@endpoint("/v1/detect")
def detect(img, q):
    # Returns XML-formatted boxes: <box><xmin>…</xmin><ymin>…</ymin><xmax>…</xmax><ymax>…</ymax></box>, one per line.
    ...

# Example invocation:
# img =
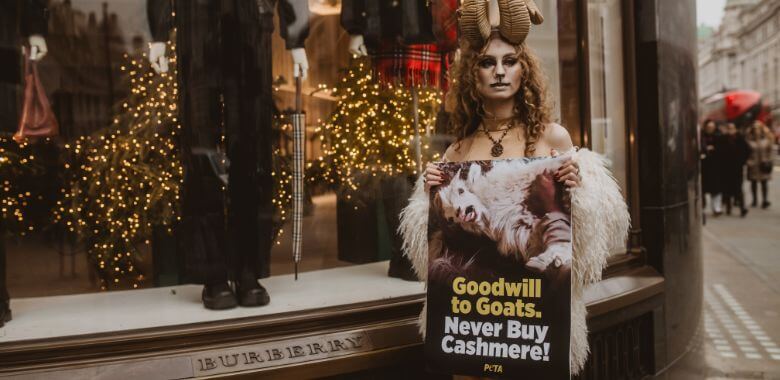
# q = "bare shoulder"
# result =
<box><xmin>443</xmin><ymin>137</ymin><xmax>472</xmax><ymax>162</ymax></box>
<box><xmin>541</xmin><ymin>123</ymin><xmax>574</xmax><ymax>151</ymax></box>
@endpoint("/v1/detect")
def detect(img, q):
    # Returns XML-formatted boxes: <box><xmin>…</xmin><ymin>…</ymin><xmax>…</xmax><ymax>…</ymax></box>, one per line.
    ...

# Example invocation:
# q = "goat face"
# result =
<box><xmin>437</xmin><ymin>170</ymin><xmax>489</xmax><ymax>235</ymax></box>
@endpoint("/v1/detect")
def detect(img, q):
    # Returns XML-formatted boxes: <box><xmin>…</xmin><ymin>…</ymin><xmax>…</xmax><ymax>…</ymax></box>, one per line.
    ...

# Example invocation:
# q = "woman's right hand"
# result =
<box><xmin>424</xmin><ymin>162</ymin><xmax>444</xmax><ymax>192</ymax></box>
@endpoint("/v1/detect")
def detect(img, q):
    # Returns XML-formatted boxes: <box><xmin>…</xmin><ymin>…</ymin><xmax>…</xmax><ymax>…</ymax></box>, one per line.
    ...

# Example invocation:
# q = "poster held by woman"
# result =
<box><xmin>425</xmin><ymin>156</ymin><xmax>572</xmax><ymax>378</ymax></box>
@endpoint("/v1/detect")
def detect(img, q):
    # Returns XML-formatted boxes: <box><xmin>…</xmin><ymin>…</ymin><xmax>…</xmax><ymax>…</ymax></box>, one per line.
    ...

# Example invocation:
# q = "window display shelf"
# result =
<box><xmin>0</xmin><ymin>261</ymin><xmax>424</xmax><ymax>344</ymax></box>
<box><xmin>0</xmin><ymin>263</ymin><xmax>663</xmax><ymax>379</ymax></box>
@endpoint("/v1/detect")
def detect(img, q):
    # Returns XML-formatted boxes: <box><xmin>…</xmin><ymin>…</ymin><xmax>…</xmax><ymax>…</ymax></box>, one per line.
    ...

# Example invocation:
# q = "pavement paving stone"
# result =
<box><xmin>655</xmin><ymin>166</ymin><xmax>780</xmax><ymax>380</ymax></box>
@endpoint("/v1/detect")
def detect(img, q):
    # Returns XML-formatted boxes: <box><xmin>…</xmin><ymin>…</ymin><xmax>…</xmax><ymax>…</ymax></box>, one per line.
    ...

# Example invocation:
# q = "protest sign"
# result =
<box><xmin>426</xmin><ymin>156</ymin><xmax>572</xmax><ymax>379</ymax></box>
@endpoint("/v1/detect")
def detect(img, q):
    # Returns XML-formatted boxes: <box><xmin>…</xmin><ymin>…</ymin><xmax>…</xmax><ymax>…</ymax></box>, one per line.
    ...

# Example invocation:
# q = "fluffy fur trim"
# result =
<box><xmin>570</xmin><ymin>149</ymin><xmax>631</xmax><ymax>286</ymax></box>
<box><xmin>398</xmin><ymin>149</ymin><xmax>630</xmax><ymax>375</ymax></box>
<box><xmin>568</xmin><ymin>149</ymin><xmax>631</xmax><ymax>373</ymax></box>
<box><xmin>399</xmin><ymin>175</ymin><xmax>431</xmax><ymax>281</ymax></box>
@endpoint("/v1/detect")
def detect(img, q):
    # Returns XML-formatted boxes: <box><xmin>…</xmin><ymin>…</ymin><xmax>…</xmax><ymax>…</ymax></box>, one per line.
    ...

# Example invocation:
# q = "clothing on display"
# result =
<box><xmin>373</xmin><ymin>42</ymin><xmax>443</xmax><ymax>88</ymax></box>
<box><xmin>338</xmin><ymin>0</ymin><xmax>453</xmax><ymax>280</ymax></box>
<box><xmin>147</xmin><ymin>0</ymin><xmax>309</xmax><ymax>309</ymax></box>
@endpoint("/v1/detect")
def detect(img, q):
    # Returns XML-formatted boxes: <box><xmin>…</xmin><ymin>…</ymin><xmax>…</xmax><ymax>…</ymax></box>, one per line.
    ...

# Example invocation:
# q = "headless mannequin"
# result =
<box><xmin>340</xmin><ymin>0</ymin><xmax>445</xmax><ymax>281</ymax></box>
<box><xmin>347</xmin><ymin>35</ymin><xmax>368</xmax><ymax>57</ymax></box>
<box><xmin>146</xmin><ymin>0</ymin><xmax>310</xmax><ymax>310</ymax></box>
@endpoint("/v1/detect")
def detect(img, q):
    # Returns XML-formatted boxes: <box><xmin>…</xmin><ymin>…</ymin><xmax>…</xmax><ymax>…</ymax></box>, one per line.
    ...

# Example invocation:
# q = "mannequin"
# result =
<box><xmin>0</xmin><ymin>0</ymin><xmax>49</xmax><ymax>328</ymax></box>
<box><xmin>147</xmin><ymin>0</ymin><xmax>310</xmax><ymax>310</ymax></box>
<box><xmin>339</xmin><ymin>0</ymin><xmax>447</xmax><ymax>281</ymax></box>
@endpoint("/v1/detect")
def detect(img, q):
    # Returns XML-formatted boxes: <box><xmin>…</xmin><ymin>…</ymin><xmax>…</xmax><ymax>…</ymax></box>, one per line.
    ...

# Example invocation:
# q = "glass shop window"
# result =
<box><xmin>1</xmin><ymin>0</ymin><xmax>565</xmax><ymax>344</ymax></box>
<box><xmin>586</xmin><ymin>0</ymin><xmax>629</xmax><ymax>255</ymax></box>
<box><xmin>586</xmin><ymin>0</ymin><xmax>628</xmax><ymax>203</ymax></box>
<box><xmin>270</xmin><ymin>0</ymin><xmax>563</xmax><ymax>278</ymax></box>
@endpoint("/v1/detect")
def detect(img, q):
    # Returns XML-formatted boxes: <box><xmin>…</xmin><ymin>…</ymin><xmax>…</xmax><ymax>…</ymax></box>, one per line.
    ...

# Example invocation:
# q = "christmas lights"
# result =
<box><xmin>54</xmin><ymin>41</ymin><xmax>182</xmax><ymax>290</ymax></box>
<box><xmin>310</xmin><ymin>57</ymin><xmax>442</xmax><ymax>201</ymax></box>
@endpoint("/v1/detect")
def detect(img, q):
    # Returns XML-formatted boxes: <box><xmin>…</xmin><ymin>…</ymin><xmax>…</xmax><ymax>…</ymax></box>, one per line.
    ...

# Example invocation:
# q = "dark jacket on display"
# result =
<box><xmin>340</xmin><ymin>0</ymin><xmax>438</xmax><ymax>47</ymax></box>
<box><xmin>147</xmin><ymin>0</ymin><xmax>309</xmax><ymax>49</ymax></box>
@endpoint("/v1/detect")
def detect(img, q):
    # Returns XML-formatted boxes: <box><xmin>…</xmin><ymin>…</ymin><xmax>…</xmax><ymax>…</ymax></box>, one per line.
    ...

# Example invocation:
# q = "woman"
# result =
<box><xmin>422</xmin><ymin>25</ymin><xmax>578</xmax><ymax>189</ymax></box>
<box><xmin>746</xmin><ymin>121</ymin><xmax>775</xmax><ymax>208</ymax></box>
<box><xmin>398</xmin><ymin>0</ymin><xmax>630</xmax><ymax>376</ymax></box>
<box><xmin>720</xmin><ymin>123</ymin><xmax>751</xmax><ymax>216</ymax></box>
<box><xmin>701</xmin><ymin>120</ymin><xmax>723</xmax><ymax>215</ymax></box>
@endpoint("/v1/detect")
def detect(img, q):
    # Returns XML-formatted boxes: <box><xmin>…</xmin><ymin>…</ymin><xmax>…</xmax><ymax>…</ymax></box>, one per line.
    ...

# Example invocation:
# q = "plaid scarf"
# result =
<box><xmin>373</xmin><ymin>41</ymin><xmax>443</xmax><ymax>88</ymax></box>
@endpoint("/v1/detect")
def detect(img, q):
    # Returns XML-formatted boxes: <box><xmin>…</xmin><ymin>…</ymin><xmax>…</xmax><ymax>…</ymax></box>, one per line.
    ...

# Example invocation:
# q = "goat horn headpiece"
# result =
<box><xmin>458</xmin><ymin>0</ymin><xmax>544</xmax><ymax>49</ymax></box>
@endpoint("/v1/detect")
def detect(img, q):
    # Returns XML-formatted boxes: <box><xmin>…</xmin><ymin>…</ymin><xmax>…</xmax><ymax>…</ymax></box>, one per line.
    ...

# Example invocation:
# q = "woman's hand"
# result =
<box><xmin>551</xmin><ymin>149</ymin><xmax>581</xmax><ymax>188</ymax></box>
<box><xmin>424</xmin><ymin>162</ymin><xmax>444</xmax><ymax>192</ymax></box>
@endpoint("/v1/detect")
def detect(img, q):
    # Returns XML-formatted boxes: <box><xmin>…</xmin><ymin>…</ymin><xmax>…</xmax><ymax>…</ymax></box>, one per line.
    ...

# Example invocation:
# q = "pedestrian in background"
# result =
<box><xmin>746</xmin><ymin>121</ymin><xmax>774</xmax><ymax>209</ymax></box>
<box><xmin>720</xmin><ymin>123</ymin><xmax>751</xmax><ymax>217</ymax></box>
<box><xmin>701</xmin><ymin>120</ymin><xmax>723</xmax><ymax>215</ymax></box>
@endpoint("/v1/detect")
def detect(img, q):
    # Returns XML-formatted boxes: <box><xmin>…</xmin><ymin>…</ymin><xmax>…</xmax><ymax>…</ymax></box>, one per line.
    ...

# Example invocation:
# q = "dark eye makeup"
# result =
<box><xmin>477</xmin><ymin>55</ymin><xmax>519</xmax><ymax>69</ymax></box>
<box><xmin>477</xmin><ymin>57</ymin><xmax>496</xmax><ymax>68</ymax></box>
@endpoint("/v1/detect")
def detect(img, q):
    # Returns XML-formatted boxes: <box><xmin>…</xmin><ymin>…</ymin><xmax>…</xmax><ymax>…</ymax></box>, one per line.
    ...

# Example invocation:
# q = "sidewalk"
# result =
<box><xmin>658</xmin><ymin>167</ymin><xmax>780</xmax><ymax>379</ymax></box>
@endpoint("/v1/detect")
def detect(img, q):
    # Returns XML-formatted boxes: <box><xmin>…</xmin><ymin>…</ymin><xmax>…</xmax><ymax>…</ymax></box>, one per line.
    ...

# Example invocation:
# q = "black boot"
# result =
<box><xmin>236</xmin><ymin>279</ymin><xmax>270</xmax><ymax>307</ymax></box>
<box><xmin>740</xmin><ymin>207</ymin><xmax>749</xmax><ymax>218</ymax></box>
<box><xmin>202</xmin><ymin>283</ymin><xmax>238</xmax><ymax>310</ymax></box>
<box><xmin>0</xmin><ymin>301</ymin><xmax>11</xmax><ymax>328</ymax></box>
<box><xmin>388</xmin><ymin>254</ymin><xmax>419</xmax><ymax>282</ymax></box>
<box><xmin>762</xmin><ymin>201</ymin><xmax>771</xmax><ymax>209</ymax></box>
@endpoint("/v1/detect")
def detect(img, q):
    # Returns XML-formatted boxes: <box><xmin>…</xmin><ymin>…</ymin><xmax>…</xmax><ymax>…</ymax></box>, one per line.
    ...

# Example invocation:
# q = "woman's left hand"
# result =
<box><xmin>551</xmin><ymin>149</ymin><xmax>581</xmax><ymax>188</ymax></box>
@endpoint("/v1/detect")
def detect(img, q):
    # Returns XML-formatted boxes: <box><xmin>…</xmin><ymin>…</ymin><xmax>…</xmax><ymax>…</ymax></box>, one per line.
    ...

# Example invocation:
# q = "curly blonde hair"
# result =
<box><xmin>445</xmin><ymin>36</ymin><xmax>553</xmax><ymax>156</ymax></box>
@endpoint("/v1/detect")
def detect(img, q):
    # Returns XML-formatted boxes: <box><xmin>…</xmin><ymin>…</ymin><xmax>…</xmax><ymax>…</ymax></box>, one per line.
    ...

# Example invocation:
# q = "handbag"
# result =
<box><xmin>13</xmin><ymin>55</ymin><xmax>58</xmax><ymax>143</ymax></box>
<box><xmin>759</xmin><ymin>161</ymin><xmax>773</xmax><ymax>174</ymax></box>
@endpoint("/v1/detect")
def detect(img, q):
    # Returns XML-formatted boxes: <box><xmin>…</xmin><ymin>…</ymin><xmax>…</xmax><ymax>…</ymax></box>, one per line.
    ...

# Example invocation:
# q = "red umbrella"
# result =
<box><xmin>723</xmin><ymin>90</ymin><xmax>761</xmax><ymax>120</ymax></box>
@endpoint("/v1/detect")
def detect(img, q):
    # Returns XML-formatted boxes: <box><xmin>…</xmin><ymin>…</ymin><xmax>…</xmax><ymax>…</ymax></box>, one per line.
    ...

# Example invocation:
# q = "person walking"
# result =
<box><xmin>701</xmin><ymin>120</ymin><xmax>723</xmax><ymax>215</ymax></box>
<box><xmin>746</xmin><ymin>121</ymin><xmax>775</xmax><ymax>209</ymax></box>
<box><xmin>720</xmin><ymin>123</ymin><xmax>751</xmax><ymax>217</ymax></box>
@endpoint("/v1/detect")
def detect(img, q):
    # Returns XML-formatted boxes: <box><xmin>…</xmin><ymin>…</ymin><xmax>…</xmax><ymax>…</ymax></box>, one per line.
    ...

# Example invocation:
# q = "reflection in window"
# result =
<box><xmin>587</xmin><ymin>0</ymin><xmax>628</xmax><ymax>255</ymax></box>
<box><xmin>587</xmin><ymin>0</ymin><xmax>627</xmax><ymax>197</ymax></box>
<box><xmin>1</xmin><ymin>0</ymin><xmax>567</xmax><ymax>323</ymax></box>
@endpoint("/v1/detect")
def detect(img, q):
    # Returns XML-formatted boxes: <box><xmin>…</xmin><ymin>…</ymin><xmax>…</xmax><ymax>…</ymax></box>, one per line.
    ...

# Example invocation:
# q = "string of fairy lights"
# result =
<box><xmin>309</xmin><ymin>57</ymin><xmax>442</xmax><ymax>200</ymax></box>
<box><xmin>2</xmin><ymin>48</ymin><xmax>444</xmax><ymax>289</ymax></box>
<box><xmin>52</xmin><ymin>39</ymin><xmax>183</xmax><ymax>290</ymax></box>
<box><xmin>0</xmin><ymin>138</ymin><xmax>44</xmax><ymax>234</ymax></box>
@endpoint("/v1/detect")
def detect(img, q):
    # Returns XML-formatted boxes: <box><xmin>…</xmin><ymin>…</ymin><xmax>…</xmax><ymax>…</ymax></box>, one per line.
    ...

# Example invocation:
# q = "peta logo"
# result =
<box><xmin>484</xmin><ymin>363</ymin><xmax>504</xmax><ymax>374</ymax></box>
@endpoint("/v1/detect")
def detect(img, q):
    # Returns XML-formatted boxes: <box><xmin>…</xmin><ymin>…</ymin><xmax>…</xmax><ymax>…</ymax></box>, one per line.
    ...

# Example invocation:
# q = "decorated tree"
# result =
<box><xmin>309</xmin><ymin>57</ymin><xmax>442</xmax><ymax>202</ymax></box>
<box><xmin>1</xmin><ymin>135</ymin><xmax>62</xmax><ymax>238</ymax></box>
<box><xmin>54</xmin><ymin>42</ymin><xmax>182</xmax><ymax>290</ymax></box>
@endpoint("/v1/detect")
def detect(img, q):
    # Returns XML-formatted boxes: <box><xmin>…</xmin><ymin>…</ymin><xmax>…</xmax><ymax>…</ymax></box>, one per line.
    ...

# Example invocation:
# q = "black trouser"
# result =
<box><xmin>751</xmin><ymin>180</ymin><xmax>769</xmax><ymax>205</ymax></box>
<box><xmin>725</xmin><ymin>190</ymin><xmax>745</xmax><ymax>212</ymax></box>
<box><xmin>175</xmin><ymin>1</ymin><xmax>273</xmax><ymax>285</ymax></box>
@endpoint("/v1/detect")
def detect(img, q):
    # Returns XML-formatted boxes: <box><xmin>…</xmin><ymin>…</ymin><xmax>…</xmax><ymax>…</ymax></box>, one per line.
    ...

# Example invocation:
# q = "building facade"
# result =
<box><xmin>698</xmin><ymin>0</ymin><xmax>780</xmax><ymax>122</ymax></box>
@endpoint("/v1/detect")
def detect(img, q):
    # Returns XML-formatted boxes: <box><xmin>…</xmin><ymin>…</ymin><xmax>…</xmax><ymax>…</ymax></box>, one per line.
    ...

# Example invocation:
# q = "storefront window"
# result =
<box><xmin>1</xmin><ymin>0</ymin><xmax>567</xmax><ymax>343</ymax></box>
<box><xmin>587</xmin><ymin>0</ymin><xmax>629</xmax><ymax>255</ymax></box>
